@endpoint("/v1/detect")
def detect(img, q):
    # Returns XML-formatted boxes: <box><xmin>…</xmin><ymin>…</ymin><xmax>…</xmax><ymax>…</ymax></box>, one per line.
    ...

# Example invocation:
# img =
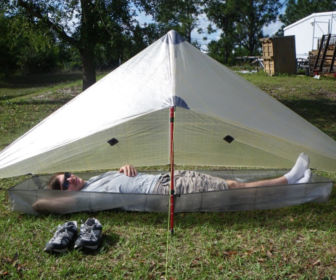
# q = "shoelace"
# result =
<box><xmin>51</xmin><ymin>225</ymin><xmax>72</xmax><ymax>242</ymax></box>
<box><xmin>80</xmin><ymin>221</ymin><xmax>97</xmax><ymax>241</ymax></box>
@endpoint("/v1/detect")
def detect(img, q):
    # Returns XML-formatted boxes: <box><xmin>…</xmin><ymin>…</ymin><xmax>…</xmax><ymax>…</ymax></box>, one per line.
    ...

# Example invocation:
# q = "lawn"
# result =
<box><xmin>0</xmin><ymin>71</ymin><xmax>336</xmax><ymax>279</ymax></box>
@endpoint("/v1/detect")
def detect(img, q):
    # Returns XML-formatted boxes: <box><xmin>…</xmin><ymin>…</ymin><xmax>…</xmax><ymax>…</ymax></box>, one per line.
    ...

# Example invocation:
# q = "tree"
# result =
<box><xmin>205</xmin><ymin>0</ymin><xmax>237</xmax><ymax>64</ymax></box>
<box><xmin>205</xmin><ymin>0</ymin><xmax>283</xmax><ymax>57</ymax></box>
<box><xmin>138</xmin><ymin>0</ymin><xmax>204</xmax><ymax>44</ymax></box>
<box><xmin>7</xmin><ymin>0</ymin><xmax>136</xmax><ymax>90</ymax></box>
<box><xmin>93</xmin><ymin>22</ymin><xmax>167</xmax><ymax>71</ymax></box>
<box><xmin>277</xmin><ymin>0</ymin><xmax>336</xmax><ymax>35</ymax></box>
<box><xmin>0</xmin><ymin>11</ymin><xmax>63</xmax><ymax>76</ymax></box>
<box><xmin>207</xmin><ymin>37</ymin><xmax>233</xmax><ymax>65</ymax></box>
<box><xmin>0</xmin><ymin>12</ymin><xmax>18</xmax><ymax>76</ymax></box>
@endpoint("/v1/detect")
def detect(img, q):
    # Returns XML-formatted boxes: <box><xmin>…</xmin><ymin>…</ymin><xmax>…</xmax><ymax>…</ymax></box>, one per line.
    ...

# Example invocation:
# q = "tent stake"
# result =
<box><xmin>169</xmin><ymin>106</ymin><xmax>175</xmax><ymax>235</ymax></box>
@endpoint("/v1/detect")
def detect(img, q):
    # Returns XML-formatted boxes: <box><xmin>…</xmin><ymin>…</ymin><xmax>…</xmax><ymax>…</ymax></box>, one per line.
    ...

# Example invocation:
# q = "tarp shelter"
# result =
<box><xmin>1</xmin><ymin>30</ymin><xmax>335</xmax><ymax>215</ymax></box>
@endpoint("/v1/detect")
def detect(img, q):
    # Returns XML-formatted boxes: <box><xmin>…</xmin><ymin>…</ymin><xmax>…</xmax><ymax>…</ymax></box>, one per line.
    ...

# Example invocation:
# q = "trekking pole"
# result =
<box><xmin>169</xmin><ymin>106</ymin><xmax>175</xmax><ymax>235</ymax></box>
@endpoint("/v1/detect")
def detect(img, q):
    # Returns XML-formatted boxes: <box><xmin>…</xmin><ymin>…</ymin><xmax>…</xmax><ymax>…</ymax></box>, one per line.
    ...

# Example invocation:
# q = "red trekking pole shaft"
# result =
<box><xmin>169</xmin><ymin>106</ymin><xmax>175</xmax><ymax>235</ymax></box>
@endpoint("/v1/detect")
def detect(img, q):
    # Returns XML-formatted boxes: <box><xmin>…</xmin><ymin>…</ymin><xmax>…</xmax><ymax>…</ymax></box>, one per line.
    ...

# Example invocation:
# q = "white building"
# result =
<box><xmin>284</xmin><ymin>11</ymin><xmax>336</xmax><ymax>58</ymax></box>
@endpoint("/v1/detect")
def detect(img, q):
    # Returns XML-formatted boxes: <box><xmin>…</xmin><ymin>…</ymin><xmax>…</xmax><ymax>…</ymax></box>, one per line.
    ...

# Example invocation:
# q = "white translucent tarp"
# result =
<box><xmin>8</xmin><ymin>170</ymin><xmax>332</xmax><ymax>215</ymax></box>
<box><xmin>1</xmin><ymin>31</ymin><xmax>336</xmax><ymax>179</ymax></box>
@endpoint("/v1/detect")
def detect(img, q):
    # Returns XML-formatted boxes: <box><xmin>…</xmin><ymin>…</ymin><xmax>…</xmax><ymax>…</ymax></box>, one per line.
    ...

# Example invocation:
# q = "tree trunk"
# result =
<box><xmin>80</xmin><ymin>48</ymin><xmax>96</xmax><ymax>91</ymax></box>
<box><xmin>80</xmin><ymin>0</ymin><xmax>97</xmax><ymax>91</ymax></box>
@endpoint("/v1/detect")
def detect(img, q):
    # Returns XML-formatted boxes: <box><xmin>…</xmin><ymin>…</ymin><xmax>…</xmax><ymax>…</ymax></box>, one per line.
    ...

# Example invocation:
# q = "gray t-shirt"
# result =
<box><xmin>81</xmin><ymin>171</ymin><xmax>161</xmax><ymax>193</ymax></box>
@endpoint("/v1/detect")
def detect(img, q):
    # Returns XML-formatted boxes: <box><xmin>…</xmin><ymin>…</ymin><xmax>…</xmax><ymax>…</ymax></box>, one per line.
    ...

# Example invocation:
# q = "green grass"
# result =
<box><xmin>1</xmin><ymin>71</ymin><xmax>336</xmax><ymax>279</ymax></box>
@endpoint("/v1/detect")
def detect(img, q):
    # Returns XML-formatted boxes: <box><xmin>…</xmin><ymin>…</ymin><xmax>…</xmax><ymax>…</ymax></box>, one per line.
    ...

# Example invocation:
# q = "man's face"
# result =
<box><xmin>57</xmin><ymin>173</ymin><xmax>86</xmax><ymax>191</ymax></box>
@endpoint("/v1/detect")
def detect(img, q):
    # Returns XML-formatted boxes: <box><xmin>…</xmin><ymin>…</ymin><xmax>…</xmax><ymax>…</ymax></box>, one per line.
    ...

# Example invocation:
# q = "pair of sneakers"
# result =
<box><xmin>44</xmin><ymin>218</ymin><xmax>102</xmax><ymax>253</ymax></box>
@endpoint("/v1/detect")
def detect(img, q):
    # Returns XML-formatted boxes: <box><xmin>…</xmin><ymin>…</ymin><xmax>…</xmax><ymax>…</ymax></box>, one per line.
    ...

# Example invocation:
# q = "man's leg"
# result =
<box><xmin>227</xmin><ymin>153</ymin><xmax>311</xmax><ymax>189</ymax></box>
<box><xmin>227</xmin><ymin>176</ymin><xmax>288</xmax><ymax>189</ymax></box>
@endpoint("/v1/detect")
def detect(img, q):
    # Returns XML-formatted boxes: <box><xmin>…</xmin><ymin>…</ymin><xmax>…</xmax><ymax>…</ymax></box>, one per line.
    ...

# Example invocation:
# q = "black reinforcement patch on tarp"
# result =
<box><xmin>224</xmin><ymin>135</ymin><xmax>234</xmax><ymax>143</ymax></box>
<box><xmin>107</xmin><ymin>138</ymin><xmax>119</xmax><ymax>146</ymax></box>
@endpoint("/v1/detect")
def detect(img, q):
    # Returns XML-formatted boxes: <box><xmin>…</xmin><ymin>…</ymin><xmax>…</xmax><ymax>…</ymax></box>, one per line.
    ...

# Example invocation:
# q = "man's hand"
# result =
<box><xmin>119</xmin><ymin>164</ymin><xmax>138</xmax><ymax>177</ymax></box>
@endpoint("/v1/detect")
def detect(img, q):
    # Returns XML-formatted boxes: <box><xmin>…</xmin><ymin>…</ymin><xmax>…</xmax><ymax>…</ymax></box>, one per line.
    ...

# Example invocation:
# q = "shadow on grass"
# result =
<box><xmin>8</xmin><ymin>99</ymin><xmax>73</xmax><ymax>105</ymax></box>
<box><xmin>279</xmin><ymin>97</ymin><xmax>336</xmax><ymax>140</ymax></box>
<box><xmin>0</xmin><ymin>98</ymin><xmax>73</xmax><ymax>105</ymax></box>
<box><xmin>99</xmin><ymin>232</ymin><xmax>120</xmax><ymax>253</ymax></box>
<box><xmin>70</xmin><ymin>233</ymin><xmax>120</xmax><ymax>256</ymax></box>
<box><xmin>43</xmin><ymin>235</ymin><xmax>118</xmax><ymax>256</ymax></box>
<box><xmin>0</xmin><ymin>73</ymin><xmax>83</xmax><ymax>89</ymax></box>
<box><xmin>0</xmin><ymin>96</ymin><xmax>73</xmax><ymax>103</ymax></box>
<box><xmin>0</xmin><ymin>93</ymin><xmax>37</xmax><ymax>102</ymax></box>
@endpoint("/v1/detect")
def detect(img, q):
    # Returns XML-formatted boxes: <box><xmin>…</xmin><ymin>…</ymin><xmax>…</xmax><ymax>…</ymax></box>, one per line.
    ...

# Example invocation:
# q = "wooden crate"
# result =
<box><xmin>263</xmin><ymin>60</ymin><xmax>274</xmax><ymax>76</ymax></box>
<box><xmin>262</xmin><ymin>41</ymin><xmax>273</xmax><ymax>58</ymax></box>
<box><xmin>260</xmin><ymin>36</ymin><xmax>297</xmax><ymax>76</ymax></box>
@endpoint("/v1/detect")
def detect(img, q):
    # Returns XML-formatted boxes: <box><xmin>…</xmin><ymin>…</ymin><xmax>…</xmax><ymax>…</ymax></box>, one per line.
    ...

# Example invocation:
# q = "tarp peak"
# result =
<box><xmin>162</xmin><ymin>30</ymin><xmax>186</xmax><ymax>45</ymax></box>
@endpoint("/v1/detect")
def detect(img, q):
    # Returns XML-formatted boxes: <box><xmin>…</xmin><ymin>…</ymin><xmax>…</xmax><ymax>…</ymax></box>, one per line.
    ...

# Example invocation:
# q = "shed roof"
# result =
<box><xmin>284</xmin><ymin>11</ymin><xmax>336</xmax><ymax>30</ymax></box>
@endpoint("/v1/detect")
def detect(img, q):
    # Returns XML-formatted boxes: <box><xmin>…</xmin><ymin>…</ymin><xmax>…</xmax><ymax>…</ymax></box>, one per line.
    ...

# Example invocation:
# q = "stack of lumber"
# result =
<box><xmin>309</xmin><ymin>35</ymin><xmax>336</xmax><ymax>77</ymax></box>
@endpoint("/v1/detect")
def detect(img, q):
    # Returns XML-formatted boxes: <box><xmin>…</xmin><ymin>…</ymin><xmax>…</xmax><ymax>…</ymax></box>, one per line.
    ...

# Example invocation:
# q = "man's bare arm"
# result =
<box><xmin>118</xmin><ymin>164</ymin><xmax>137</xmax><ymax>177</ymax></box>
<box><xmin>33</xmin><ymin>196</ymin><xmax>75</xmax><ymax>214</ymax></box>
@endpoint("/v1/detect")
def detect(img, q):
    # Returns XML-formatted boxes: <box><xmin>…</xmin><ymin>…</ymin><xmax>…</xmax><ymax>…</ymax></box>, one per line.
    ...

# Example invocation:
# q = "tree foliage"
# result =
<box><xmin>0</xmin><ymin>11</ymin><xmax>63</xmax><ymax>76</ymax></box>
<box><xmin>205</xmin><ymin>0</ymin><xmax>283</xmax><ymax>61</ymax></box>
<box><xmin>7</xmin><ymin>0</ymin><xmax>136</xmax><ymax>89</ymax></box>
<box><xmin>138</xmin><ymin>0</ymin><xmax>204</xmax><ymax>44</ymax></box>
<box><xmin>1</xmin><ymin>1</ymin><xmax>180</xmax><ymax>82</ymax></box>
<box><xmin>205</xmin><ymin>0</ymin><xmax>237</xmax><ymax>64</ymax></box>
<box><xmin>1</xmin><ymin>0</ymin><xmax>308</xmax><ymax>79</ymax></box>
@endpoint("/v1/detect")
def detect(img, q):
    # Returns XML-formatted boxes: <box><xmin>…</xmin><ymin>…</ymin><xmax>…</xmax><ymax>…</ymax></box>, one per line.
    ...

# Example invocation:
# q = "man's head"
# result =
<box><xmin>47</xmin><ymin>172</ymin><xmax>86</xmax><ymax>191</ymax></box>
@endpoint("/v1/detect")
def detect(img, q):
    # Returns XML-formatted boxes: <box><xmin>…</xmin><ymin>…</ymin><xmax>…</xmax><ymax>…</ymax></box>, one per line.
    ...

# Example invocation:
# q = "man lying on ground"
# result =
<box><xmin>33</xmin><ymin>153</ymin><xmax>311</xmax><ymax>213</ymax></box>
<box><xmin>48</xmin><ymin>153</ymin><xmax>311</xmax><ymax>193</ymax></box>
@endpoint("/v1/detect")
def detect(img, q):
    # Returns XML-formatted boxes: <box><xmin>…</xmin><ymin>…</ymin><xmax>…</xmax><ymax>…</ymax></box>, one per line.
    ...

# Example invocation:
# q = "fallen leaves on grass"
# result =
<box><xmin>243</xmin><ymin>250</ymin><xmax>255</xmax><ymax>257</ymax></box>
<box><xmin>309</xmin><ymin>259</ymin><xmax>321</xmax><ymax>267</ymax></box>
<box><xmin>312</xmin><ymin>259</ymin><xmax>321</xmax><ymax>266</ymax></box>
<box><xmin>282</xmin><ymin>254</ymin><xmax>289</xmax><ymax>262</ymax></box>
<box><xmin>1</xmin><ymin>252</ymin><xmax>18</xmax><ymax>265</ymax></box>
<box><xmin>292</xmin><ymin>233</ymin><xmax>305</xmax><ymax>243</ymax></box>
<box><xmin>1</xmin><ymin>271</ymin><xmax>9</xmax><ymax>277</ymax></box>
<box><xmin>190</xmin><ymin>258</ymin><xmax>201</xmax><ymax>268</ymax></box>
<box><xmin>0</xmin><ymin>252</ymin><xmax>27</xmax><ymax>277</ymax></box>
<box><xmin>223</xmin><ymin>251</ymin><xmax>237</xmax><ymax>258</ymax></box>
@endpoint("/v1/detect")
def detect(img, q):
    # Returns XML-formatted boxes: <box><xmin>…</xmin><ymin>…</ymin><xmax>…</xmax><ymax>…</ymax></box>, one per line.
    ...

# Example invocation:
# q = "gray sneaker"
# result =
<box><xmin>74</xmin><ymin>218</ymin><xmax>102</xmax><ymax>250</ymax></box>
<box><xmin>44</xmin><ymin>221</ymin><xmax>78</xmax><ymax>253</ymax></box>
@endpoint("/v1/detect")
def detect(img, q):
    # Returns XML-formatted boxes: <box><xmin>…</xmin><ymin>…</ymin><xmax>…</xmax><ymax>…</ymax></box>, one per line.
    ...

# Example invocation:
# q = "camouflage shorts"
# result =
<box><xmin>152</xmin><ymin>170</ymin><xmax>228</xmax><ymax>195</ymax></box>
